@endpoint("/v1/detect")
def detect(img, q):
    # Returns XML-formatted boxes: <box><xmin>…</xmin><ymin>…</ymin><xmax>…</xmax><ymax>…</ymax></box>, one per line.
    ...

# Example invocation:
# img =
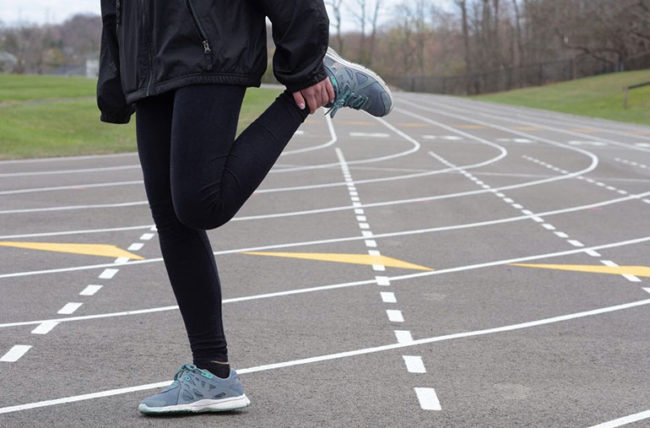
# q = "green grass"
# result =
<box><xmin>0</xmin><ymin>74</ymin><xmax>282</xmax><ymax>160</ymax></box>
<box><xmin>473</xmin><ymin>70</ymin><xmax>650</xmax><ymax>126</ymax></box>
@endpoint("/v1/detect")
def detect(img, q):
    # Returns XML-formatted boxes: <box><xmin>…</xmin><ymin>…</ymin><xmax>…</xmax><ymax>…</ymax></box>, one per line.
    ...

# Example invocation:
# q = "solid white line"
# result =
<box><xmin>0</xmin><ymin>225</ymin><xmax>152</xmax><ymax>240</ymax></box>
<box><xmin>57</xmin><ymin>303</ymin><xmax>82</xmax><ymax>315</ymax></box>
<box><xmin>80</xmin><ymin>285</ymin><xmax>103</xmax><ymax>296</ymax></box>
<box><xmin>380</xmin><ymin>292</ymin><xmax>396</xmax><ymax>303</ymax></box>
<box><xmin>386</xmin><ymin>310</ymin><xmax>405</xmax><ymax>323</ymax></box>
<box><xmin>128</xmin><ymin>243</ymin><xmax>144</xmax><ymax>251</ymax></box>
<box><xmin>0</xmin><ymin>345</ymin><xmax>32</xmax><ymax>363</ymax></box>
<box><xmin>568</xmin><ymin>240</ymin><xmax>584</xmax><ymax>247</ymax></box>
<box><xmin>588</xmin><ymin>410</ymin><xmax>650</xmax><ymax>428</ymax></box>
<box><xmin>0</xmin><ymin>201</ymin><xmax>147</xmax><ymax>215</ymax></box>
<box><xmin>99</xmin><ymin>269</ymin><xmax>119</xmax><ymax>279</ymax></box>
<box><xmin>31</xmin><ymin>321</ymin><xmax>60</xmax><ymax>335</ymax></box>
<box><xmin>140</xmin><ymin>233</ymin><xmax>154</xmax><ymax>241</ymax></box>
<box><xmin>402</xmin><ymin>356</ymin><xmax>426</xmax><ymax>373</ymax></box>
<box><xmin>0</xmin><ymin>180</ymin><xmax>143</xmax><ymax>196</ymax></box>
<box><xmin>349</xmin><ymin>132</ymin><xmax>389</xmax><ymax>138</ymax></box>
<box><xmin>281</xmin><ymin>113</ymin><xmax>337</xmax><ymax>156</ymax></box>
<box><xmin>376</xmin><ymin>276</ymin><xmax>391</xmax><ymax>286</ymax></box>
<box><xmin>414</xmin><ymin>388</ymin><xmax>441</xmax><ymax>411</ymax></box>
<box><xmin>394</xmin><ymin>330</ymin><xmax>413</xmax><ymax>343</ymax></box>
<box><xmin>0</xmin><ymin>152</ymin><xmax>137</xmax><ymax>165</ymax></box>
<box><xmin>1</xmin><ymin>298</ymin><xmax>650</xmax><ymax>414</ymax></box>
<box><xmin>0</xmin><ymin>164</ymin><xmax>140</xmax><ymax>178</ymax></box>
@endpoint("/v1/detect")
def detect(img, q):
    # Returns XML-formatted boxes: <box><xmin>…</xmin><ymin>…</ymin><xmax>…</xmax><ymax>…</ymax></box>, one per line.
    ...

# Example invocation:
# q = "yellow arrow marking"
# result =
<box><xmin>0</xmin><ymin>241</ymin><xmax>144</xmax><ymax>260</ymax></box>
<box><xmin>512</xmin><ymin>263</ymin><xmax>650</xmax><ymax>278</ymax></box>
<box><xmin>243</xmin><ymin>251</ymin><xmax>432</xmax><ymax>271</ymax></box>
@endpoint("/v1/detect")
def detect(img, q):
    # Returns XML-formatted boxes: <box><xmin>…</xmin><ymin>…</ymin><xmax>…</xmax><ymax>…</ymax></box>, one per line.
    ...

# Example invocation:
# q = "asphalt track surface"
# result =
<box><xmin>1</xmin><ymin>92</ymin><xmax>650</xmax><ymax>427</ymax></box>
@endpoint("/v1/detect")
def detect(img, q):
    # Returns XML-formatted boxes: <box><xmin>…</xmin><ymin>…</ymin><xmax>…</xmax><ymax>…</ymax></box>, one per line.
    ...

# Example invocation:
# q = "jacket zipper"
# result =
<box><xmin>185</xmin><ymin>0</ymin><xmax>213</xmax><ymax>70</ymax></box>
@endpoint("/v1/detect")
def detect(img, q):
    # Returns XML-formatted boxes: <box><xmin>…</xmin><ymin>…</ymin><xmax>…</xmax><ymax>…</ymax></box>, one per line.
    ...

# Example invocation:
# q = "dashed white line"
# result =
<box><xmin>414</xmin><ymin>387</ymin><xmax>441</xmax><ymax>411</ymax></box>
<box><xmin>355</xmin><ymin>215</ymin><xmax>366</xmax><ymax>221</ymax></box>
<box><xmin>585</xmin><ymin>249</ymin><xmax>601</xmax><ymax>257</ymax></box>
<box><xmin>542</xmin><ymin>224</ymin><xmax>556</xmax><ymax>230</ymax></box>
<box><xmin>358</xmin><ymin>223</ymin><xmax>370</xmax><ymax>229</ymax></box>
<box><xmin>114</xmin><ymin>257</ymin><xmax>130</xmax><ymax>264</ymax></box>
<box><xmin>554</xmin><ymin>232</ymin><xmax>569</xmax><ymax>238</ymax></box>
<box><xmin>394</xmin><ymin>330</ymin><xmax>414</xmax><ymax>344</ymax></box>
<box><xmin>380</xmin><ymin>292</ymin><xmax>397</xmax><ymax>303</ymax></box>
<box><xmin>368</xmin><ymin>250</ymin><xmax>381</xmax><ymax>256</ymax></box>
<box><xmin>128</xmin><ymin>243</ymin><xmax>144</xmax><ymax>251</ymax></box>
<box><xmin>31</xmin><ymin>321</ymin><xmax>60</xmax><ymax>335</ymax></box>
<box><xmin>386</xmin><ymin>310</ymin><xmax>405</xmax><ymax>323</ymax></box>
<box><xmin>0</xmin><ymin>345</ymin><xmax>32</xmax><ymax>363</ymax></box>
<box><xmin>98</xmin><ymin>268</ymin><xmax>119</xmax><ymax>279</ymax></box>
<box><xmin>57</xmin><ymin>303</ymin><xmax>83</xmax><ymax>315</ymax></box>
<box><xmin>365</xmin><ymin>240</ymin><xmax>377</xmax><ymax>248</ymax></box>
<box><xmin>567</xmin><ymin>240</ymin><xmax>584</xmax><ymax>247</ymax></box>
<box><xmin>376</xmin><ymin>276</ymin><xmax>391</xmax><ymax>286</ymax></box>
<box><xmin>140</xmin><ymin>233</ymin><xmax>155</xmax><ymax>241</ymax></box>
<box><xmin>79</xmin><ymin>285</ymin><xmax>103</xmax><ymax>296</ymax></box>
<box><xmin>372</xmin><ymin>264</ymin><xmax>386</xmax><ymax>272</ymax></box>
<box><xmin>402</xmin><ymin>356</ymin><xmax>426</xmax><ymax>373</ymax></box>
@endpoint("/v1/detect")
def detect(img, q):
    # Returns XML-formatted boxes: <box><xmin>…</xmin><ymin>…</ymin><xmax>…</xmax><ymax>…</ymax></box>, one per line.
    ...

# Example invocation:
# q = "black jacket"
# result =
<box><xmin>97</xmin><ymin>0</ymin><xmax>329</xmax><ymax>124</ymax></box>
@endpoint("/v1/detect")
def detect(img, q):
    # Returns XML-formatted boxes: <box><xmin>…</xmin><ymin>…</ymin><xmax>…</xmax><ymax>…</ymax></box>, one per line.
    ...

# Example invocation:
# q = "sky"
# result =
<box><xmin>0</xmin><ymin>0</ymin><xmax>453</xmax><ymax>30</ymax></box>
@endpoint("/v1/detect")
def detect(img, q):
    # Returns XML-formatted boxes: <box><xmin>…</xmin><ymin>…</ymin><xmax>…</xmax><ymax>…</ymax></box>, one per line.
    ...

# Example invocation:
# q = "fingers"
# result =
<box><xmin>292</xmin><ymin>92</ymin><xmax>306</xmax><ymax>111</ymax></box>
<box><xmin>326</xmin><ymin>78</ymin><xmax>335</xmax><ymax>104</ymax></box>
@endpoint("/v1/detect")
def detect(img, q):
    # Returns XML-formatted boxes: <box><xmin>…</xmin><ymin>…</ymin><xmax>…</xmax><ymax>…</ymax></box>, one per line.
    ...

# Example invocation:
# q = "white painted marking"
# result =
<box><xmin>442</xmin><ymin>135</ymin><xmax>462</xmax><ymax>140</ymax></box>
<box><xmin>502</xmin><ymin>197</ymin><xmax>513</xmax><ymax>203</ymax></box>
<box><xmin>513</xmin><ymin>138</ymin><xmax>533</xmax><ymax>143</ymax></box>
<box><xmin>350</xmin><ymin>196</ymin><xmax>360</xmax><ymax>202</ymax></box>
<box><xmin>622</xmin><ymin>274</ymin><xmax>641</xmax><ymax>283</ymax></box>
<box><xmin>349</xmin><ymin>191</ymin><xmax>358</xmax><ymax>196</ymax></box>
<box><xmin>512</xmin><ymin>204</ymin><xmax>523</xmax><ymax>209</ymax></box>
<box><xmin>0</xmin><ymin>345</ymin><xmax>32</xmax><ymax>363</ymax></box>
<box><xmin>128</xmin><ymin>243</ymin><xmax>144</xmax><ymax>251</ymax></box>
<box><xmin>58</xmin><ymin>303</ymin><xmax>82</xmax><ymax>315</ymax></box>
<box><xmin>80</xmin><ymin>285</ymin><xmax>103</xmax><ymax>296</ymax></box>
<box><xmin>349</xmin><ymin>132</ymin><xmax>389</xmax><ymax>138</ymax></box>
<box><xmin>365</xmin><ymin>240</ymin><xmax>377</xmax><ymax>248</ymax></box>
<box><xmin>617</xmin><ymin>189</ymin><xmax>628</xmax><ymax>195</ymax></box>
<box><xmin>0</xmin><ymin>224</ymin><xmax>153</xmax><ymax>241</ymax></box>
<box><xmin>150</xmin><ymin>226</ymin><xmax>157</xmax><ymax>231</ymax></box>
<box><xmin>380</xmin><ymin>292</ymin><xmax>396</xmax><ymax>303</ymax></box>
<box><xmin>376</xmin><ymin>276</ymin><xmax>391</xmax><ymax>286</ymax></box>
<box><xmin>360</xmin><ymin>231</ymin><xmax>373</xmax><ymax>239</ymax></box>
<box><xmin>601</xmin><ymin>260</ymin><xmax>618</xmax><ymax>267</ymax></box>
<box><xmin>114</xmin><ymin>257</ymin><xmax>130</xmax><ymax>264</ymax></box>
<box><xmin>414</xmin><ymin>388</ymin><xmax>441</xmax><ymax>411</ymax></box>
<box><xmin>643</xmin><ymin>288</ymin><xmax>650</xmax><ymax>294</ymax></box>
<box><xmin>542</xmin><ymin>224</ymin><xmax>556</xmax><ymax>230</ymax></box>
<box><xmin>554</xmin><ymin>232</ymin><xmax>569</xmax><ymax>238</ymax></box>
<box><xmin>402</xmin><ymin>356</ymin><xmax>426</xmax><ymax>373</ymax></box>
<box><xmin>358</xmin><ymin>223</ymin><xmax>370</xmax><ymax>229</ymax></box>
<box><xmin>294</xmin><ymin>130</ymin><xmax>304</xmax><ymax>136</ymax></box>
<box><xmin>373</xmin><ymin>264</ymin><xmax>386</xmax><ymax>272</ymax></box>
<box><xmin>99</xmin><ymin>268</ymin><xmax>118</xmax><ymax>279</ymax></box>
<box><xmin>644</xmin><ymin>199</ymin><xmax>650</xmax><ymax>204</ymax></box>
<box><xmin>368</xmin><ymin>250</ymin><xmax>381</xmax><ymax>256</ymax></box>
<box><xmin>585</xmin><ymin>249</ymin><xmax>601</xmax><ymax>257</ymax></box>
<box><xmin>568</xmin><ymin>141</ymin><xmax>606</xmax><ymax>146</ymax></box>
<box><xmin>354</xmin><ymin>209</ymin><xmax>364</xmax><ymax>214</ymax></box>
<box><xmin>531</xmin><ymin>216</ymin><xmax>544</xmax><ymax>223</ymax></box>
<box><xmin>140</xmin><ymin>233</ymin><xmax>154</xmax><ymax>240</ymax></box>
<box><xmin>422</xmin><ymin>135</ymin><xmax>437</xmax><ymax>140</ymax></box>
<box><xmin>353</xmin><ymin>202</ymin><xmax>363</xmax><ymax>207</ymax></box>
<box><xmin>394</xmin><ymin>330</ymin><xmax>413</xmax><ymax>343</ymax></box>
<box><xmin>0</xmin><ymin>180</ymin><xmax>144</xmax><ymax>196</ymax></box>
<box><xmin>31</xmin><ymin>321</ymin><xmax>60</xmax><ymax>335</ymax></box>
<box><xmin>568</xmin><ymin>240</ymin><xmax>584</xmax><ymax>247</ymax></box>
<box><xmin>496</xmin><ymin>193</ymin><xmax>505</xmax><ymax>197</ymax></box>
<box><xmin>1</xmin><ymin>298</ymin><xmax>650</xmax><ymax>414</ymax></box>
<box><xmin>588</xmin><ymin>409</ymin><xmax>650</xmax><ymax>428</ymax></box>
<box><xmin>521</xmin><ymin>210</ymin><xmax>533</xmax><ymax>215</ymax></box>
<box><xmin>596</xmin><ymin>182</ymin><xmax>606</xmax><ymax>187</ymax></box>
<box><xmin>356</xmin><ymin>216</ymin><xmax>366</xmax><ymax>222</ymax></box>
<box><xmin>386</xmin><ymin>310</ymin><xmax>404</xmax><ymax>323</ymax></box>
<box><xmin>606</xmin><ymin>186</ymin><xmax>616</xmax><ymax>191</ymax></box>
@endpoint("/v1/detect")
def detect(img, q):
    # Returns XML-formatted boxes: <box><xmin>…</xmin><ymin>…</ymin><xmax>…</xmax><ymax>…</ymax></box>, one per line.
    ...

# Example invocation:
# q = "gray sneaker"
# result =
<box><xmin>138</xmin><ymin>364</ymin><xmax>250</xmax><ymax>414</ymax></box>
<box><xmin>323</xmin><ymin>47</ymin><xmax>393</xmax><ymax>118</ymax></box>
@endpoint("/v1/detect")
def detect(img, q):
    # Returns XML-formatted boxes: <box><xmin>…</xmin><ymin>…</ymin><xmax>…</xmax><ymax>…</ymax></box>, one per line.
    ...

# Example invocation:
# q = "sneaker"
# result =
<box><xmin>138</xmin><ymin>364</ymin><xmax>250</xmax><ymax>415</ymax></box>
<box><xmin>323</xmin><ymin>47</ymin><xmax>393</xmax><ymax>118</ymax></box>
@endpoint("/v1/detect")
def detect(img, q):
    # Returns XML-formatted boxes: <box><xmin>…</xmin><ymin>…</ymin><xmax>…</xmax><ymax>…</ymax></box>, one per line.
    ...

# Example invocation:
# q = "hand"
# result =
<box><xmin>292</xmin><ymin>77</ymin><xmax>335</xmax><ymax>114</ymax></box>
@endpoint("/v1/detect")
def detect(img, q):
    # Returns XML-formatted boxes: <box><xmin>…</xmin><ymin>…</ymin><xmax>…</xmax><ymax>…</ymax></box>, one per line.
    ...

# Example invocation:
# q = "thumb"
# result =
<box><xmin>292</xmin><ymin>91</ymin><xmax>306</xmax><ymax>110</ymax></box>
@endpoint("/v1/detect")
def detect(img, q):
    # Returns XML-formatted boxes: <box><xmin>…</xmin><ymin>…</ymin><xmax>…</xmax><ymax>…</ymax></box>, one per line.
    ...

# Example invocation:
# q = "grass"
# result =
<box><xmin>0</xmin><ymin>74</ymin><xmax>282</xmax><ymax>160</ymax></box>
<box><xmin>473</xmin><ymin>70</ymin><xmax>650</xmax><ymax>126</ymax></box>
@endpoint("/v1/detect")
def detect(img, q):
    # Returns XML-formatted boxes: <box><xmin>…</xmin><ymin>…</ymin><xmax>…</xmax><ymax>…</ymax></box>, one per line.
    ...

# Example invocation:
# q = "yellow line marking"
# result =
<box><xmin>0</xmin><ymin>242</ymin><xmax>144</xmax><ymax>260</ymax></box>
<box><xmin>512</xmin><ymin>263</ymin><xmax>650</xmax><ymax>278</ymax></box>
<box><xmin>243</xmin><ymin>251</ymin><xmax>432</xmax><ymax>271</ymax></box>
<box><xmin>455</xmin><ymin>125</ymin><xmax>486</xmax><ymax>130</ymax></box>
<box><xmin>511</xmin><ymin>126</ymin><xmax>539</xmax><ymax>131</ymax></box>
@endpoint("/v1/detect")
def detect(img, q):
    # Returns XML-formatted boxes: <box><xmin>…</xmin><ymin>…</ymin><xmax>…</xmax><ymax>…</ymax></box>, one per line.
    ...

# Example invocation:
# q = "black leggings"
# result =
<box><xmin>135</xmin><ymin>85</ymin><xmax>307</xmax><ymax>364</ymax></box>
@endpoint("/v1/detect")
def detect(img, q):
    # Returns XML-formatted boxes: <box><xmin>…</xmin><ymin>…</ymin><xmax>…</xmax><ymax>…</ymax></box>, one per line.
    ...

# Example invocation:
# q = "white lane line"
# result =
<box><xmin>380</xmin><ymin>292</ymin><xmax>397</xmax><ymax>303</ymax></box>
<box><xmin>0</xmin><ymin>164</ymin><xmax>140</xmax><ymax>178</ymax></box>
<box><xmin>605</xmin><ymin>186</ymin><xmax>616</xmax><ymax>191</ymax></box>
<box><xmin>503</xmin><ymin>198</ymin><xmax>513</xmax><ymax>203</ymax></box>
<box><xmin>644</xmin><ymin>288</ymin><xmax>650</xmax><ymax>294</ymax></box>
<box><xmin>521</xmin><ymin>209</ymin><xmax>533</xmax><ymax>215</ymax></box>
<box><xmin>358</xmin><ymin>223</ymin><xmax>370</xmax><ymax>229</ymax></box>
<box><xmin>601</xmin><ymin>260</ymin><xmax>618</xmax><ymax>267</ymax></box>
<box><xmin>0</xmin><ymin>180</ymin><xmax>143</xmax><ymax>196</ymax></box>
<box><xmin>365</xmin><ymin>240</ymin><xmax>377</xmax><ymax>248</ymax></box>
<box><xmin>617</xmin><ymin>189</ymin><xmax>628</xmax><ymax>195</ymax></box>
<box><xmin>623</xmin><ymin>275</ymin><xmax>642</xmax><ymax>283</ymax></box>
<box><xmin>356</xmin><ymin>215</ymin><xmax>366</xmax><ymax>221</ymax></box>
<box><xmin>402</xmin><ymin>356</ymin><xmax>426</xmax><ymax>373</ymax></box>
<box><xmin>512</xmin><ymin>204</ymin><xmax>523</xmax><ymax>209</ymax></box>
<box><xmin>57</xmin><ymin>303</ymin><xmax>83</xmax><ymax>315</ymax></box>
<box><xmin>362</xmin><ymin>231</ymin><xmax>374</xmax><ymax>238</ymax></box>
<box><xmin>128</xmin><ymin>243</ymin><xmax>144</xmax><ymax>251</ymax></box>
<box><xmin>368</xmin><ymin>250</ymin><xmax>381</xmax><ymax>256</ymax></box>
<box><xmin>373</xmin><ymin>264</ymin><xmax>386</xmax><ymax>272</ymax></box>
<box><xmin>31</xmin><ymin>321</ymin><xmax>60</xmax><ymax>335</ymax></box>
<box><xmin>140</xmin><ymin>233</ymin><xmax>155</xmax><ymax>240</ymax></box>
<box><xmin>79</xmin><ymin>285</ymin><xmax>103</xmax><ymax>296</ymax></box>
<box><xmin>585</xmin><ymin>249</ymin><xmax>601</xmax><ymax>257</ymax></box>
<box><xmin>644</xmin><ymin>199</ymin><xmax>650</xmax><ymax>204</ymax></box>
<box><xmin>1</xmin><ymin>298</ymin><xmax>650</xmax><ymax>415</ymax></box>
<box><xmin>114</xmin><ymin>257</ymin><xmax>130</xmax><ymax>264</ymax></box>
<box><xmin>531</xmin><ymin>216</ymin><xmax>544</xmax><ymax>223</ymax></box>
<box><xmin>0</xmin><ymin>345</ymin><xmax>32</xmax><ymax>363</ymax></box>
<box><xmin>99</xmin><ymin>268</ymin><xmax>119</xmax><ymax>279</ymax></box>
<box><xmin>588</xmin><ymin>409</ymin><xmax>650</xmax><ymax>428</ymax></box>
<box><xmin>567</xmin><ymin>240</ymin><xmax>584</xmax><ymax>247</ymax></box>
<box><xmin>0</xmin><ymin>224</ymin><xmax>153</xmax><ymax>240</ymax></box>
<box><xmin>394</xmin><ymin>330</ymin><xmax>414</xmax><ymax>344</ymax></box>
<box><xmin>281</xmin><ymin>112</ymin><xmax>336</xmax><ymax>155</ymax></box>
<box><xmin>0</xmin><ymin>201</ymin><xmax>147</xmax><ymax>215</ymax></box>
<box><xmin>376</xmin><ymin>276</ymin><xmax>391</xmax><ymax>286</ymax></box>
<box><xmin>554</xmin><ymin>232</ymin><xmax>569</xmax><ymax>238</ymax></box>
<box><xmin>386</xmin><ymin>310</ymin><xmax>405</xmax><ymax>323</ymax></box>
<box><xmin>542</xmin><ymin>224</ymin><xmax>556</xmax><ymax>230</ymax></box>
<box><xmin>0</xmin><ymin>152</ymin><xmax>136</xmax><ymax>165</ymax></box>
<box><xmin>349</xmin><ymin>132</ymin><xmax>390</xmax><ymax>138</ymax></box>
<box><xmin>414</xmin><ymin>387</ymin><xmax>441</xmax><ymax>411</ymax></box>
<box><xmin>355</xmin><ymin>209</ymin><xmax>365</xmax><ymax>214</ymax></box>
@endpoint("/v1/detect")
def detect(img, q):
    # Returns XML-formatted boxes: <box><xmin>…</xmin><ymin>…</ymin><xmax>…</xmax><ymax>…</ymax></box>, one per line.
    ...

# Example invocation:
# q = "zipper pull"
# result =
<box><xmin>202</xmin><ymin>40</ymin><xmax>211</xmax><ymax>54</ymax></box>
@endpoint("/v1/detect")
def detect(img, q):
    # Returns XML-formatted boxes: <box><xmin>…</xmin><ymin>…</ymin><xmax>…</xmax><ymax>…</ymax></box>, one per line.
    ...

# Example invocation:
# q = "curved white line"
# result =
<box><xmin>587</xmin><ymin>409</ymin><xmax>650</xmax><ymax>428</ymax></box>
<box><xmin>280</xmin><ymin>113</ymin><xmax>338</xmax><ymax>155</ymax></box>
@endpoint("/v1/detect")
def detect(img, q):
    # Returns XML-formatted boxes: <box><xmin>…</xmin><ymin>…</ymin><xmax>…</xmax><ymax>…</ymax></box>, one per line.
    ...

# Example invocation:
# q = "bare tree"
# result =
<box><xmin>326</xmin><ymin>0</ymin><xmax>345</xmax><ymax>55</ymax></box>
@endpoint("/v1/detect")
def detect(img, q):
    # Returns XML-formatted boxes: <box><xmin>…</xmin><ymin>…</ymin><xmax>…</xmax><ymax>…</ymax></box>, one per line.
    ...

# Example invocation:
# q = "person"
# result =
<box><xmin>97</xmin><ymin>0</ymin><xmax>393</xmax><ymax>415</ymax></box>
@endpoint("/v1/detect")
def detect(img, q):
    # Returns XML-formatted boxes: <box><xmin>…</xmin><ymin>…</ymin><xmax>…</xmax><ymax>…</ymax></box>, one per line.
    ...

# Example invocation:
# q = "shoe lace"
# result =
<box><xmin>326</xmin><ymin>86</ymin><xmax>369</xmax><ymax>118</ymax></box>
<box><xmin>163</xmin><ymin>363</ymin><xmax>198</xmax><ymax>391</ymax></box>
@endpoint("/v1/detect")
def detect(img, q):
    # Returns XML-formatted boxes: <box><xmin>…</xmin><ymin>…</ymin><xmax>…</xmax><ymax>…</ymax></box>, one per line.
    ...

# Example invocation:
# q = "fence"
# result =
<box><xmin>386</xmin><ymin>52</ymin><xmax>650</xmax><ymax>95</ymax></box>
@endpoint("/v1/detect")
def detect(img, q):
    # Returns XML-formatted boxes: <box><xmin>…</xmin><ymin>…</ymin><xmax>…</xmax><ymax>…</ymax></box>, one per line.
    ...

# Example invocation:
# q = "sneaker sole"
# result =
<box><xmin>138</xmin><ymin>394</ymin><xmax>250</xmax><ymax>414</ymax></box>
<box><xmin>326</xmin><ymin>47</ymin><xmax>394</xmax><ymax>116</ymax></box>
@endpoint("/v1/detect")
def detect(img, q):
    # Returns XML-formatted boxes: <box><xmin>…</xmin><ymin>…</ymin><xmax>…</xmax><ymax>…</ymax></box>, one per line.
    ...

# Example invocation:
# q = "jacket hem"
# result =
<box><xmin>125</xmin><ymin>73</ymin><xmax>263</xmax><ymax>104</ymax></box>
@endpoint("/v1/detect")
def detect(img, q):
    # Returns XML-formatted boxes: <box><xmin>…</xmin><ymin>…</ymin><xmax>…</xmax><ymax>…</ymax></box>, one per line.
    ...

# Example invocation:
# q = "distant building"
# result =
<box><xmin>0</xmin><ymin>51</ymin><xmax>18</xmax><ymax>73</ymax></box>
<box><xmin>86</xmin><ymin>58</ymin><xmax>99</xmax><ymax>78</ymax></box>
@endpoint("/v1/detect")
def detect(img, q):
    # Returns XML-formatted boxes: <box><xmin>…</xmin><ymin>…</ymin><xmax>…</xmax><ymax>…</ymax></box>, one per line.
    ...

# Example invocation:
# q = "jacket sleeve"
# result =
<box><xmin>259</xmin><ymin>0</ymin><xmax>330</xmax><ymax>93</ymax></box>
<box><xmin>97</xmin><ymin>0</ymin><xmax>134</xmax><ymax>124</ymax></box>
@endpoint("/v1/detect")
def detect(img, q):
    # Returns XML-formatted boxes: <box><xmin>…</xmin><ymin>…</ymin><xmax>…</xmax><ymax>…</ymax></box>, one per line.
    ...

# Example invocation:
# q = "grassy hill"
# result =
<box><xmin>0</xmin><ymin>74</ymin><xmax>281</xmax><ymax>160</ymax></box>
<box><xmin>474</xmin><ymin>70</ymin><xmax>650</xmax><ymax>126</ymax></box>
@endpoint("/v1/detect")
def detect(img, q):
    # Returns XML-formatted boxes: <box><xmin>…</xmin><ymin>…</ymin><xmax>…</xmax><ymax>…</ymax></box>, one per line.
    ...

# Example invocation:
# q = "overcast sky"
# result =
<box><xmin>0</xmin><ymin>0</ymin><xmax>453</xmax><ymax>29</ymax></box>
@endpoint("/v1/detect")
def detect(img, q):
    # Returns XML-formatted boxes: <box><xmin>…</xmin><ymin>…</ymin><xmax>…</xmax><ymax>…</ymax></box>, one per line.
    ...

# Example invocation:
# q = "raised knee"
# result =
<box><xmin>173</xmin><ymin>197</ymin><xmax>234</xmax><ymax>230</ymax></box>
